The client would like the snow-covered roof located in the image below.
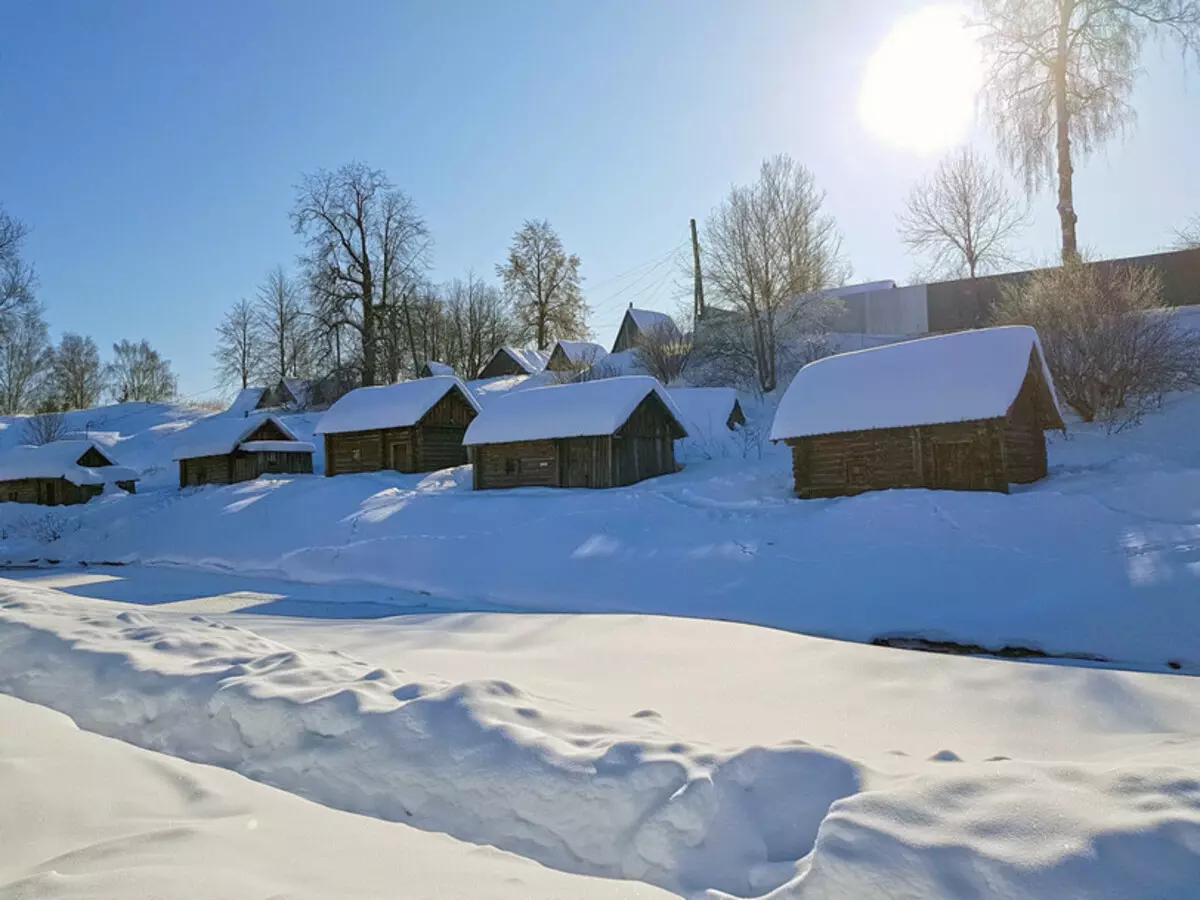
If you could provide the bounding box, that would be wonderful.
[625,308,682,340]
[315,377,481,435]
[240,440,316,453]
[421,361,456,377]
[770,326,1064,441]
[0,440,138,486]
[806,280,898,299]
[553,340,609,366]
[172,415,306,460]
[669,388,742,434]
[226,387,266,415]
[464,376,687,445]
[282,378,311,406]
[498,348,551,374]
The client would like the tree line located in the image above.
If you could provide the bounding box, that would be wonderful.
[0,206,177,416]
[214,163,589,392]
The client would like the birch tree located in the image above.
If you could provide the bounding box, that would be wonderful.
[979,0,1200,262]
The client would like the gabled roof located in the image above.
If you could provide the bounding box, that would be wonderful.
[550,340,609,366]
[420,361,456,377]
[227,387,266,415]
[770,326,1065,441]
[486,347,551,375]
[0,440,138,486]
[463,376,687,445]
[668,387,742,434]
[173,415,310,460]
[315,376,481,435]
[624,308,682,338]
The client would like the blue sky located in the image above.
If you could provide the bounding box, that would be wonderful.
[2,0,1198,398]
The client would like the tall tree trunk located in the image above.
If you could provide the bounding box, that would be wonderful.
[1054,1,1079,262]
[361,286,376,387]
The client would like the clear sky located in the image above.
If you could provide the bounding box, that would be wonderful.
[2,0,1198,398]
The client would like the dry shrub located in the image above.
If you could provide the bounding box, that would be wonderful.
[992,260,1200,428]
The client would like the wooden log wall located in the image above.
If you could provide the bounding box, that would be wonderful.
[474,440,559,490]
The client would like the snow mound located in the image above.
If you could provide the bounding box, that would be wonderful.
[0,583,863,897]
[771,325,1063,440]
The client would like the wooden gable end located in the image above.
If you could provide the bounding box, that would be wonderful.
[616,392,687,440]
[244,418,292,443]
[1005,347,1065,432]
[76,445,114,468]
[416,386,478,428]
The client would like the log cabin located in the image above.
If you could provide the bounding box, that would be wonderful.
[610,307,683,354]
[316,377,481,477]
[174,415,314,488]
[464,376,687,490]
[0,440,139,505]
[770,326,1065,498]
[475,347,551,380]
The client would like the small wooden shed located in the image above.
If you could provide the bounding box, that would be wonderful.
[545,340,609,374]
[317,376,481,477]
[0,440,139,506]
[770,326,1065,498]
[475,347,551,380]
[668,387,746,434]
[611,307,683,354]
[419,361,456,378]
[174,415,314,488]
[464,376,687,490]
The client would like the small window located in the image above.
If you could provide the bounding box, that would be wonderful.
[351,447,362,462]
[8,491,17,502]
[845,456,871,487]
[504,457,518,475]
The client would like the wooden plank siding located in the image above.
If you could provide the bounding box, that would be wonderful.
[0,477,106,506]
[472,393,682,491]
[610,317,639,354]
[324,387,475,477]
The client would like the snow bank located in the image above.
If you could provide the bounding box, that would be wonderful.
[464,376,685,445]
[771,325,1063,440]
[0,693,673,900]
[0,440,138,486]
[315,377,480,435]
[0,582,864,897]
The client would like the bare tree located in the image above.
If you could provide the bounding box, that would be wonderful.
[898,147,1030,279]
[633,320,692,384]
[0,303,50,414]
[292,163,431,386]
[1175,215,1200,249]
[697,154,848,393]
[0,206,36,322]
[979,0,1200,262]
[106,339,177,403]
[497,220,588,350]
[254,266,311,384]
[213,298,261,391]
[23,411,66,446]
[49,333,104,410]
[992,259,1200,426]
[442,274,517,378]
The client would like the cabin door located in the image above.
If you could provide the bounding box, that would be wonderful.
[37,481,56,506]
[562,440,594,488]
[389,438,412,473]
[930,440,985,491]
[232,454,256,483]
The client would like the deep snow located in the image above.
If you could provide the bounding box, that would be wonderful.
[1,576,1198,898]
[1,392,1198,669]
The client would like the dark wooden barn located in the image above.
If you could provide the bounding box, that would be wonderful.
[0,440,139,506]
[175,416,314,488]
[770,326,1065,498]
[611,306,683,354]
[317,377,481,477]
[475,347,551,380]
[464,376,687,490]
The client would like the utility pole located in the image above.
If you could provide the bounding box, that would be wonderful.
[690,218,705,330]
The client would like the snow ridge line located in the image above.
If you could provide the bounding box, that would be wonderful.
[0,586,863,897]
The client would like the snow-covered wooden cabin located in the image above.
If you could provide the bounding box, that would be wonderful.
[316,377,480,477]
[418,361,456,378]
[464,376,687,490]
[770,326,1064,498]
[611,307,683,354]
[0,440,138,505]
[174,415,314,488]
[668,387,746,434]
[545,340,609,374]
[475,347,551,380]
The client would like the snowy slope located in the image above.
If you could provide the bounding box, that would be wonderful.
[0,393,1199,669]
[0,692,674,900]
[1,578,1198,898]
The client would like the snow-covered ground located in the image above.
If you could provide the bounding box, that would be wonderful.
[1,392,1199,669]
[1,575,1198,898]
[0,691,673,900]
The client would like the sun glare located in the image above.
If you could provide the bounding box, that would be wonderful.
[859,5,983,153]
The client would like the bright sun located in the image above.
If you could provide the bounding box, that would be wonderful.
[859,5,983,153]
